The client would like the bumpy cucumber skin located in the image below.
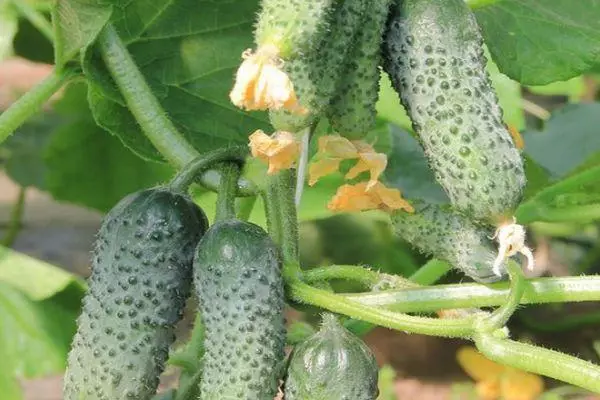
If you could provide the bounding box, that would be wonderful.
[284,315,379,400]
[64,189,208,400]
[383,0,525,223]
[255,0,335,57]
[270,0,367,132]
[194,220,286,400]
[328,0,392,139]
[392,202,504,283]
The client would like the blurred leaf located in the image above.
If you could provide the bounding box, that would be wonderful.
[3,113,62,189]
[286,321,316,345]
[528,76,586,102]
[377,364,397,400]
[84,0,271,162]
[0,246,85,300]
[0,0,18,60]
[474,0,600,85]
[485,48,524,130]
[52,0,112,67]
[376,74,412,130]
[384,125,448,204]
[44,82,173,212]
[516,165,600,224]
[524,103,600,179]
[13,12,53,63]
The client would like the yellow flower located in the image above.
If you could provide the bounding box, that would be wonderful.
[309,135,387,189]
[328,181,414,213]
[249,130,300,175]
[229,44,305,113]
[507,124,524,150]
[457,346,544,400]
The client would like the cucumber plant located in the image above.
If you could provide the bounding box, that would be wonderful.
[2,0,600,398]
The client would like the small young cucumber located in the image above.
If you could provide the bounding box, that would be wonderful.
[382,0,526,223]
[284,314,379,400]
[392,202,504,283]
[194,220,286,400]
[64,188,208,400]
[328,0,392,139]
[255,0,335,58]
[269,0,368,132]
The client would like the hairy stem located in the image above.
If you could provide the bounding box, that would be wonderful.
[97,24,256,196]
[345,275,600,312]
[475,332,600,393]
[1,186,26,247]
[235,195,257,221]
[303,265,416,290]
[215,163,240,222]
[11,0,54,42]
[287,279,474,338]
[0,68,74,145]
[265,170,299,266]
[409,259,452,285]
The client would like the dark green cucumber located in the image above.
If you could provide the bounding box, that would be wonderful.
[383,0,525,223]
[284,314,379,400]
[194,220,286,400]
[64,188,208,400]
[392,202,504,283]
[328,0,392,139]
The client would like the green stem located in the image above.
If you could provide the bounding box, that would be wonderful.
[345,276,600,313]
[263,185,281,250]
[1,186,26,247]
[409,259,452,285]
[477,261,526,331]
[303,265,416,290]
[466,0,499,9]
[266,170,299,266]
[287,279,475,338]
[0,68,74,145]
[174,369,203,400]
[168,146,247,193]
[475,332,600,393]
[97,24,255,196]
[215,163,240,222]
[10,0,53,42]
[235,195,257,221]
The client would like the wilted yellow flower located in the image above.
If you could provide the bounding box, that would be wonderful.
[457,346,544,400]
[309,135,387,189]
[328,181,414,213]
[507,125,524,150]
[249,130,300,175]
[229,44,305,113]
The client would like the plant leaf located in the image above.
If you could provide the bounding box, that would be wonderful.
[83,0,271,161]
[474,0,600,85]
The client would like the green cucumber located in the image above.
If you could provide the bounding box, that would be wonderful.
[328,0,391,139]
[284,314,379,400]
[64,188,208,400]
[255,0,335,58]
[269,0,368,132]
[391,202,504,283]
[382,0,525,223]
[194,220,286,400]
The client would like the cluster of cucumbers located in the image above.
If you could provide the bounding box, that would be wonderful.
[64,0,527,398]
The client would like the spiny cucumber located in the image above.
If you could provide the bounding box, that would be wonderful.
[382,0,526,223]
[194,220,286,400]
[328,0,392,139]
[284,314,379,400]
[391,202,505,283]
[64,188,208,400]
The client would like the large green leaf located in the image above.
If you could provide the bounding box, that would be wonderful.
[84,0,271,162]
[524,103,600,179]
[0,247,84,400]
[44,82,173,212]
[474,0,600,85]
[52,0,112,66]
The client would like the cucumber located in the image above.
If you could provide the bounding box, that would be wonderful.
[382,0,525,223]
[64,188,208,400]
[194,220,286,400]
[284,314,379,400]
[328,0,391,139]
[269,0,368,132]
[391,202,504,283]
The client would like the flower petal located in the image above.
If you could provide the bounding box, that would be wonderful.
[309,158,342,186]
[346,151,387,190]
[318,135,359,159]
[371,182,414,212]
[327,182,379,212]
[457,346,505,382]
[500,368,544,400]
[248,130,300,174]
[475,380,501,400]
